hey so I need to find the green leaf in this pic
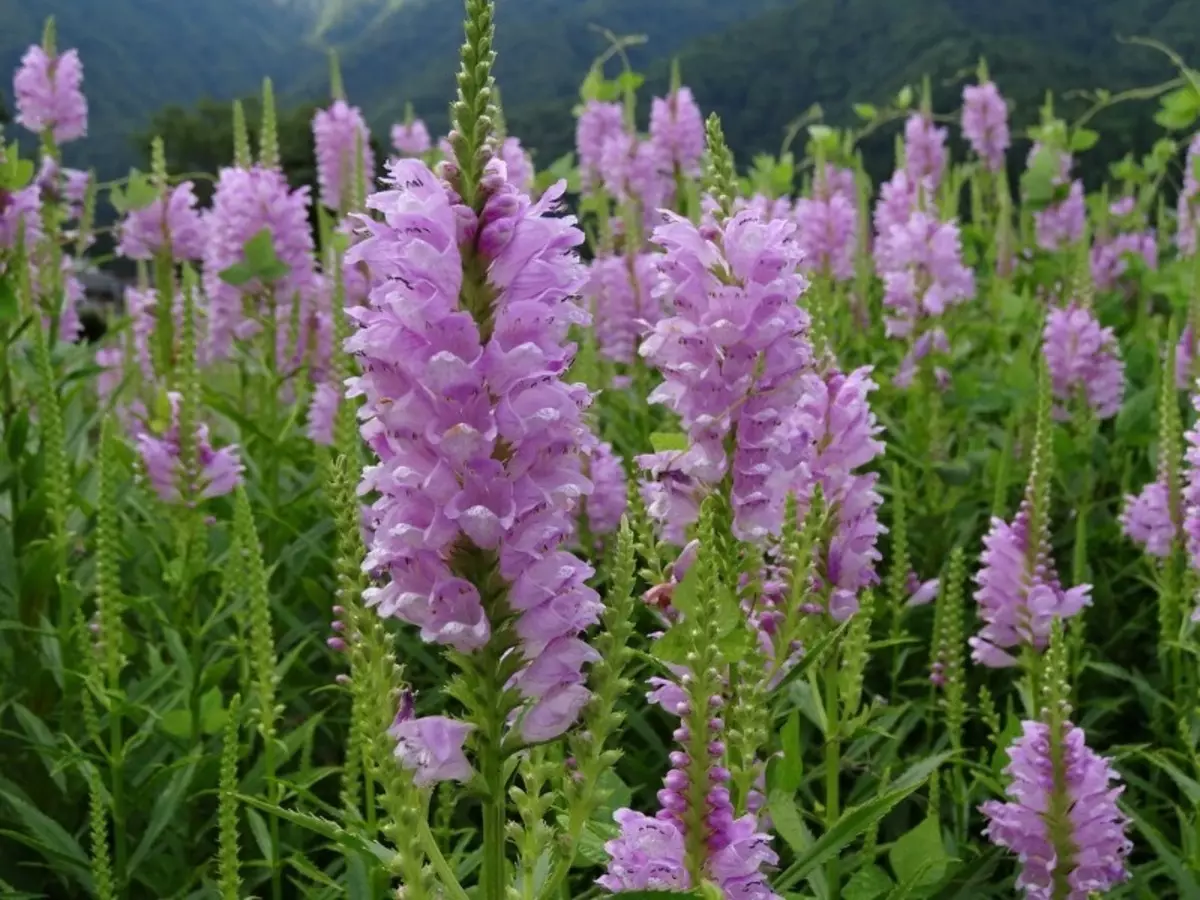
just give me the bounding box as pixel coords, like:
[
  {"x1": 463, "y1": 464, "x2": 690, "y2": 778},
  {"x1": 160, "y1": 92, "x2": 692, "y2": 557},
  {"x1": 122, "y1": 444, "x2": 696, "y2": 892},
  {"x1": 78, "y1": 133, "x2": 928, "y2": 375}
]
[
  {"x1": 127, "y1": 759, "x2": 199, "y2": 873},
  {"x1": 247, "y1": 807, "x2": 276, "y2": 864},
  {"x1": 844, "y1": 865, "x2": 893, "y2": 900},
  {"x1": 774, "y1": 753, "x2": 952, "y2": 891},
  {"x1": 0, "y1": 776, "x2": 91, "y2": 885},
  {"x1": 1155, "y1": 86, "x2": 1200, "y2": 131},
  {"x1": 853, "y1": 103, "x2": 877, "y2": 121},
  {"x1": 895, "y1": 85, "x2": 913, "y2": 110},
  {"x1": 649, "y1": 432, "x2": 689, "y2": 453},
  {"x1": 199, "y1": 686, "x2": 227, "y2": 734},
  {"x1": 616, "y1": 71, "x2": 645, "y2": 95},
  {"x1": 257, "y1": 258, "x2": 292, "y2": 282},
  {"x1": 1021, "y1": 145, "x2": 1062, "y2": 207},
  {"x1": 767, "y1": 790, "x2": 811, "y2": 856},
  {"x1": 888, "y1": 816, "x2": 948, "y2": 888},
  {"x1": 776, "y1": 711, "x2": 803, "y2": 794},
  {"x1": 124, "y1": 170, "x2": 160, "y2": 211},
  {"x1": 1069, "y1": 128, "x2": 1099, "y2": 152},
  {"x1": 218, "y1": 263, "x2": 256, "y2": 287},
  {"x1": 0, "y1": 275, "x2": 18, "y2": 323},
  {"x1": 243, "y1": 227, "x2": 280, "y2": 272}
]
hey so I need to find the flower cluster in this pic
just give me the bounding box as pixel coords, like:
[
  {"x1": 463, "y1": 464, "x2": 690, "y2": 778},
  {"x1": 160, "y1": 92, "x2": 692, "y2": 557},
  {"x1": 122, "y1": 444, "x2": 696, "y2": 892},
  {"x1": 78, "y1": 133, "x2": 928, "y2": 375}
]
[
  {"x1": 1041, "y1": 304, "x2": 1125, "y2": 421},
  {"x1": 1029, "y1": 146, "x2": 1085, "y2": 252},
  {"x1": 981, "y1": 720, "x2": 1132, "y2": 898},
  {"x1": 116, "y1": 182, "x2": 208, "y2": 262},
  {"x1": 134, "y1": 393, "x2": 244, "y2": 503},
  {"x1": 585, "y1": 250, "x2": 661, "y2": 365},
  {"x1": 649, "y1": 87, "x2": 705, "y2": 178},
  {"x1": 1090, "y1": 230, "x2": 1157, "y2": 292},
  {"x1": 13, "y1": 42, "x2": 87, "y2": 143},
  {"x1": 391, "y1": 119, "x2": 432, "y2": 156},
  {"x1": 970, "y1": 497, "x2": 1091, "y2": 667},
  {"x1": 313, "y1": 99, "x2": 376, "y2": 211},
  {"x1": 961, "y1": 80, "x2": 1010, "y2": 172},
  {"x1": 793, "y1": 189, "x2": 857, "y2": 282},
  {"x1": 1120, "y1": 479, "x2": 1177, "y2": 558},
  {"x1": 638, "y1": 208, "x2": 813, "y2": 542},
  {"x1": 1177, "y1": 133, "x2": 1200, "y2": 256},
  {"x1": 903, "y1": 112, "x2": 948, "y2": 189},
  {"x1": 794, "y1": 366, "x2": 887, "y2": 620},
  {"x1": 201, "y1": 165, "x2": 317, "y2": 363},
  {"x1": 347, "y1": 156, "x2": 602, "y2": 754}
]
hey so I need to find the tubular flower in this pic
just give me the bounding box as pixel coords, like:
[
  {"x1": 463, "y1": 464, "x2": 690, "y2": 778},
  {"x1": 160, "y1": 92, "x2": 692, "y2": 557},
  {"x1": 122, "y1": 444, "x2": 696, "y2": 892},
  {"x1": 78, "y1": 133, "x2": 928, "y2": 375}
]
[
  {"x1": 13, "y1": 43, "x2": 87, "y2": 143},
  {"x1": 201, "y1": 165, "x2": 317, "y2": 364},
  {"x1": 347, "y1": 157, "x2": 601, "y2": 752},
  {"x1": 1042, "y1": 304, "x2": 1125, "y2": 421},
  {"x1": 1178, "y1": 326, "x2": 1197, "y2": 390},
  {"x1": 116, "y1": 182, "x2": 207, "y2": 262},
  {"x1": 649, "y1": 87, "x2": 705, "y2": 178},
  {"x1": 815, "y1": 164, "x2": 858, "y2": 203},
  {"x1": 981, "y1": 720, "x2": 1132, "y2": 899},
  {"x1": 313, "y1": 99, "x2": 376, "y2": 211},
  {"x1": 134, "y1": 393, "x2": 244, "y2": 503},
  {"x1": 638, "y1": 208, "x2": 813, "y2": 543},
  {"x1": 600, "y1": 133, "x2": 675, "y2": 225},
  {"x1": 970, "y1": 499, "x2": 1091, "y2": 668},
  {"x1": 961, "y1": 81, "x2": 1010, "y2": 172},
  {"x1": 585, "y1": 250, "x2": 661, "y2": 365}
]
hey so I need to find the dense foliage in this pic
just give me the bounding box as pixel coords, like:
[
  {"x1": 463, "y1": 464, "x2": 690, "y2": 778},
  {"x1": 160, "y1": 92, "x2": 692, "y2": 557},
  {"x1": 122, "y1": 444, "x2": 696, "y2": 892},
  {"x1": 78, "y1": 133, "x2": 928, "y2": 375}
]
[{"x1": 4, "y1": 5, "x2": 1200, "y2": 900}]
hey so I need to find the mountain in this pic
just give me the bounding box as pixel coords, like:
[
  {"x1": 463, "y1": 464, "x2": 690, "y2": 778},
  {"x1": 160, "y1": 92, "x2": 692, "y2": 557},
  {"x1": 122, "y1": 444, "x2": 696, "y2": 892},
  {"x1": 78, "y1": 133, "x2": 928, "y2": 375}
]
[
  {"x1": 319, "y1": 0, "x2": 791, "y2": 138},
  {"x1": 493, "y1": 0, "x2": 1200, "y2": 186},
  {"x1": 0, "y1": 0, "x2": 785, "y2": 177},
  {"x1": 0, "y1": 0, "x2": 327, "y2": 174},
  {"x1": 3, "y1": 0, "x2": 1199, "y2": 186}
]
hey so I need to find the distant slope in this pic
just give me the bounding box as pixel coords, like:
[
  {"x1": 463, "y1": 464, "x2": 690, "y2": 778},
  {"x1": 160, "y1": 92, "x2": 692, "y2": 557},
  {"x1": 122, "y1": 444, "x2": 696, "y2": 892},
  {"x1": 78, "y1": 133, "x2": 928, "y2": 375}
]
[
  {"x1": 0, "y1": 0, "x2": 321, "y2": 175},
  {"x1": 623, "y1": 0, "x2": 1200, "y2": 183},
  {"x1": 324, "y1": 0, "x2": 791, "y2": 141}
]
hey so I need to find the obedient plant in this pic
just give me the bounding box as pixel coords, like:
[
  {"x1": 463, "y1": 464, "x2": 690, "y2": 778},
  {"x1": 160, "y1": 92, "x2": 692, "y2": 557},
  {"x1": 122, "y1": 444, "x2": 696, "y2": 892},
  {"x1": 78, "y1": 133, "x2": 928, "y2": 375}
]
[{"x1": 15, "y1": 5, "x2": 1200, "y2": 897}]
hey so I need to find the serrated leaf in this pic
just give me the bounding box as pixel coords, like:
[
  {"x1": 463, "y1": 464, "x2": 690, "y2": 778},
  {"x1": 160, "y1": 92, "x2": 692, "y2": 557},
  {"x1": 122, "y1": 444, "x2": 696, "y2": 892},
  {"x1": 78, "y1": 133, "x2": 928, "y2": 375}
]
[{"x1": 888, "y1": 816, "x2": 948, "y2": 888}]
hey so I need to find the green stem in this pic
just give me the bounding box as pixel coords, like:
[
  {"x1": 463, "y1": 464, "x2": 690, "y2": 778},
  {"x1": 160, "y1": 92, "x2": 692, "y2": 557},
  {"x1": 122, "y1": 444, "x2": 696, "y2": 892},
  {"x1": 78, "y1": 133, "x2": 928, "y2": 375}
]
[
  {"x1": 824, "y1": 652, "x2": 841, "y2": 900},
  {"x1": 480, "y1": 727, "x2": 506, "y2": 900},
  {"x1": 110, "y1": 697, "x2": 126, "y2": 891},
  {"x1": 419, "y1": 816, "x2": 470, "y2": 900},
  {"x1": 265, "y1": 732, "x2": 282, "y2": 900}
]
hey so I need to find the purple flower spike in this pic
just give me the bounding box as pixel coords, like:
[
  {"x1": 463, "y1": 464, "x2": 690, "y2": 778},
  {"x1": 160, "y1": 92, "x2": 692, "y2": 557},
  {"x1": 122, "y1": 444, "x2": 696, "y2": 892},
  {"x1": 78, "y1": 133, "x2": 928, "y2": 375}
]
[
  {"x1": 981, "y1": 720, "x2": 1131, "y2": 898},
  {"x1": 14, "y1": 43, "x2": 87, "y2": 143}
]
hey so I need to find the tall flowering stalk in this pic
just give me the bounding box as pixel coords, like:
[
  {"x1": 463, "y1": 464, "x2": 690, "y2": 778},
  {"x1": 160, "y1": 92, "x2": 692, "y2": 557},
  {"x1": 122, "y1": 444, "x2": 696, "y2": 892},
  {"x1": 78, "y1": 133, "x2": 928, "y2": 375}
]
[
  {"x1": 981, "y1": 625, "x2": 1132, "y2": 898},
  {"x1": 313, "y1": 53, "x2": 375, "y2": 215},
  {"x1": 962, "y1": 66, "x2": 1010, "y2": 174},
  {"x1": 970, "y1": 373, "x2": 1091, "y2": 673},
  {"x1": 346, "y1": 3, "x2": 601, "y2": 896},
  {"x1": 600, "y1": 499, "x2": 781, "y2": 898}
]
